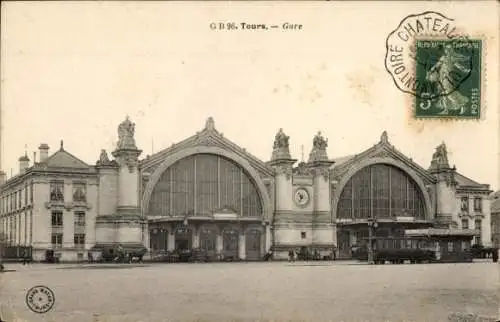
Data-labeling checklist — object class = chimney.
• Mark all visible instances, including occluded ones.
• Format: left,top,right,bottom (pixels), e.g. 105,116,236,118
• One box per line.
39,143,49,163
19,153,30,173
0,171,6,184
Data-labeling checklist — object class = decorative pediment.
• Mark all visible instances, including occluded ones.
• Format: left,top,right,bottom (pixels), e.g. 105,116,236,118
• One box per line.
333,131,436,185
44,142,90,169
140,117,274,178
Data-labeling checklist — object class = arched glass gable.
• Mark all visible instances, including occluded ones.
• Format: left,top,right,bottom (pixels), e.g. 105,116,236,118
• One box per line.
337,164,426,220
148,154,263,217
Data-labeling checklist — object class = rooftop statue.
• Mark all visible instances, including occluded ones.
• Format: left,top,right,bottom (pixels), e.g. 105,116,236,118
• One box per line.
308,131,329,163
432,142,449,166
313,131,328,150
97,149,110,164
274,128,290,149
271,128,292,161
380,131,389,144
117,116,137,149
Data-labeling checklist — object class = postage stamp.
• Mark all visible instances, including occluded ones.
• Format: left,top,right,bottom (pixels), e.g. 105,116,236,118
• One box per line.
414,38,482,118
385,11,483,119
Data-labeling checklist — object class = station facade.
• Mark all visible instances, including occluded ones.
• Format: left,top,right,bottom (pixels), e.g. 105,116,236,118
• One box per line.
0,117,493,261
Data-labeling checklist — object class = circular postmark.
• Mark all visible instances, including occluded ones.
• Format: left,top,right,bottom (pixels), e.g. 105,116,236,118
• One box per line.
25,285,55,314
385,11,475,100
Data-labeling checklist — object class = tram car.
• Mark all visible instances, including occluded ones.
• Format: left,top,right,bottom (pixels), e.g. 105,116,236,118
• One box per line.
353,233,475,264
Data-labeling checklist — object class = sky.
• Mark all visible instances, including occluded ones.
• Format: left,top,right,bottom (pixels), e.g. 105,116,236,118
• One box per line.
1,2,499,190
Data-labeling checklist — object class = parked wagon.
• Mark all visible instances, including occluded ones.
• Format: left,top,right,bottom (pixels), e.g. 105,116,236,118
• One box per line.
354,228,477,264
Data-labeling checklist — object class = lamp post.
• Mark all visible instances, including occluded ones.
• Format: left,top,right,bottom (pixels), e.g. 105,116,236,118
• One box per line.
367,218,378,265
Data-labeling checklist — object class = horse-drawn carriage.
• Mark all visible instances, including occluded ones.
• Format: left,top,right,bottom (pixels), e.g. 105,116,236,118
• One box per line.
94,244,147,263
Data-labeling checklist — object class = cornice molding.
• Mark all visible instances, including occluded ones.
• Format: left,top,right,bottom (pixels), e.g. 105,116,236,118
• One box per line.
44,201,92,211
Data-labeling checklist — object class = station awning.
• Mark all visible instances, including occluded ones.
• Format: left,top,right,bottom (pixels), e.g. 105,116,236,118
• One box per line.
147,215,264,224
405,228,479,237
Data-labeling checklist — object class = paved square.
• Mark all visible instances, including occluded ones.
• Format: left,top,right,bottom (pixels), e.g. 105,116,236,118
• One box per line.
0,262,498,322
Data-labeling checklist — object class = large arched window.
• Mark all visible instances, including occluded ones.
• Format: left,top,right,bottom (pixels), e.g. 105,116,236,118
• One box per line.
148,154,262,217
337,164,426,220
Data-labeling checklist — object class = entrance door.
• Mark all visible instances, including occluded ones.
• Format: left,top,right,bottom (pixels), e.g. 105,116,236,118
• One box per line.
222,228,239,259
199,225,217,259
245,228,262,260
338,229,350,259
150,228,168,254
175,226,192,251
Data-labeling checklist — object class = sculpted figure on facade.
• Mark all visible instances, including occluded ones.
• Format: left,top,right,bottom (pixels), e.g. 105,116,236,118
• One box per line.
380,130,389,144
313,131,328,150
274,128,289,149
294,161,312,176
430,142,450,169
308,131,329,163
97,149,110,165
271,128,292,161
117,116,137,150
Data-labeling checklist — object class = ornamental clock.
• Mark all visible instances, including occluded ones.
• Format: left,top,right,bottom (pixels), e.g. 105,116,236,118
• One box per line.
294,188,310,207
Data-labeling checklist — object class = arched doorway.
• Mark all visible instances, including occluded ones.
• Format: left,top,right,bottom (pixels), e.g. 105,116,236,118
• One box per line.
199,225,218,257
222,227,239,259
150,227,168,254
145,153,268,259
245,227,263,260
336,163,428,258
146,154,264,219
174,226,192,251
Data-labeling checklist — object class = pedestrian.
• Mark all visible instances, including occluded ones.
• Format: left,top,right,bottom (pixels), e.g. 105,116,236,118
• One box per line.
21,250,28,266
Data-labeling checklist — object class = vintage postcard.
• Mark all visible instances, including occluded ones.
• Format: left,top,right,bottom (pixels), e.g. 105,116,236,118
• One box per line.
0,1,498,322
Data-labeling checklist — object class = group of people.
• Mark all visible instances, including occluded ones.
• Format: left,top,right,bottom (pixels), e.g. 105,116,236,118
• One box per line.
288,247,337,262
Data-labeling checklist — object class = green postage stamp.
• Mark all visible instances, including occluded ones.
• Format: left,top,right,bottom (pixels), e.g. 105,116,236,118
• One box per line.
385,12,484,120
414,39,482,119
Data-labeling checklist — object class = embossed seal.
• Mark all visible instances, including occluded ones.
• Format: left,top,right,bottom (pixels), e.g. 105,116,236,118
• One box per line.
25,285,55,314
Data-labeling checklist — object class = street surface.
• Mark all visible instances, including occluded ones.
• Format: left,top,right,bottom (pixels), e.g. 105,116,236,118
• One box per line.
0,261,498,322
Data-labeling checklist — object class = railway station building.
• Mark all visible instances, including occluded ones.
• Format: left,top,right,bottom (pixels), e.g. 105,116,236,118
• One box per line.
0,117,493,261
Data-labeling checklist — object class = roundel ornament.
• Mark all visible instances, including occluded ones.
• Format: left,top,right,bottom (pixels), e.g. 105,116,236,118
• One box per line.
294,188,310,207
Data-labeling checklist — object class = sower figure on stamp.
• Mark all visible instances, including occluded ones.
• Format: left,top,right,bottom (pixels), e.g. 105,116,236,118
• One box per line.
425,45,472,115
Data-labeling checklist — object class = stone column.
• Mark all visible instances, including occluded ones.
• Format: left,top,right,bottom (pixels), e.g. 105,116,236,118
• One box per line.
192,225,200,248
19,212,26,246
63,211,75,249
28,210,33,246
313,167,331,213
265,224,271,253
143,222,150,250
16,213,20,245
110,117,144,249
269,159,296,256
311,164,335,252
216,234,223,253
428,143,458,227
238,233,246,260
481,197,492,247
349,231,356,246
168,231,175,251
